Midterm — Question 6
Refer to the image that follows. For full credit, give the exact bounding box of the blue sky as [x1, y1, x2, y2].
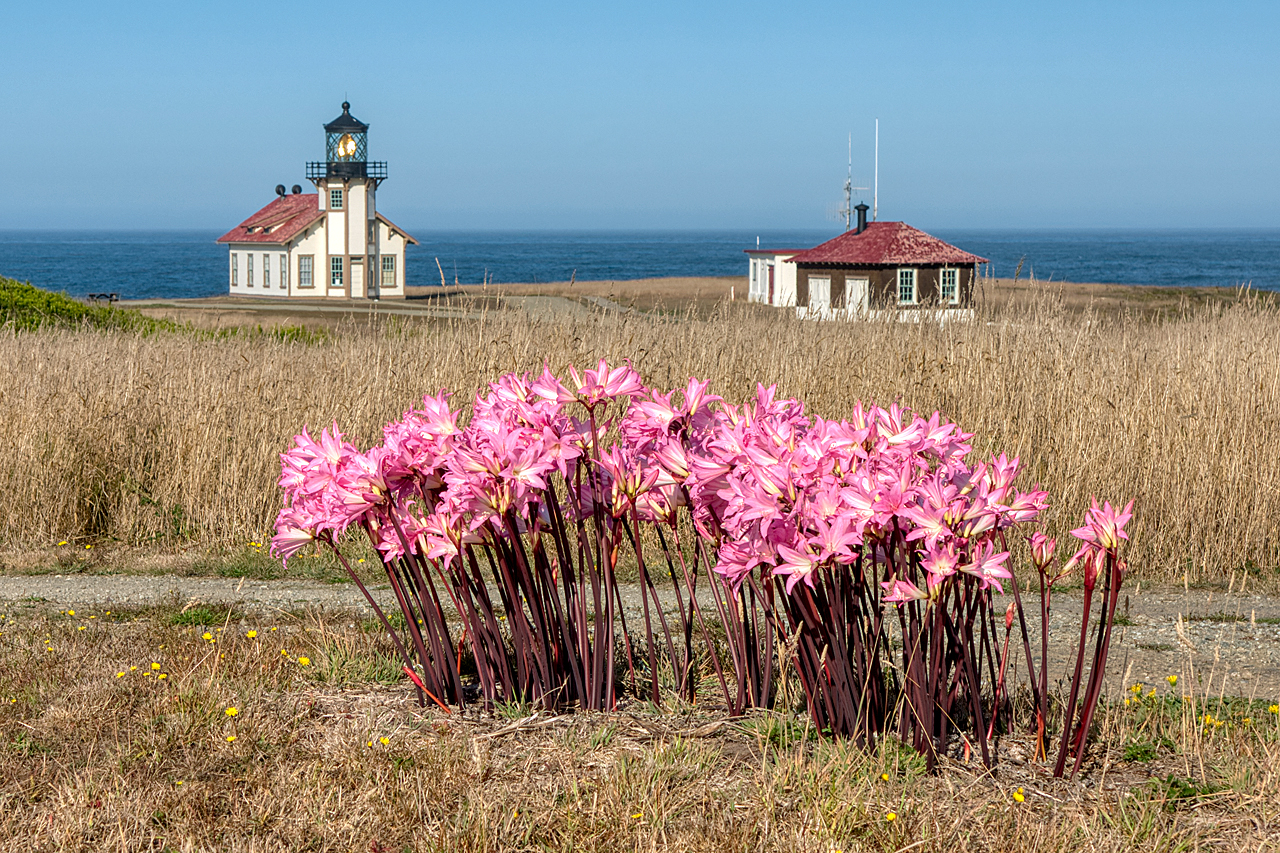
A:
[4, 1, 1279, 231]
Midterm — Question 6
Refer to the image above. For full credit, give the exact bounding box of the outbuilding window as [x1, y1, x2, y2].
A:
[280, 254, 288, 289]
[262, 254, 270, 288]
[897, 269, 916, 304]
[247, 253, 254, 287]
[299, 255, 313, 288]
[382, 255, 396, 287]
[331, 256, 344, 287]
[940, 268, 959, 304]
[230, 253, 238, 286]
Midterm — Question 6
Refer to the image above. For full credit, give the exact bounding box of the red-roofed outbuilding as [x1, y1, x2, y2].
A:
[746, 206, 987, 317]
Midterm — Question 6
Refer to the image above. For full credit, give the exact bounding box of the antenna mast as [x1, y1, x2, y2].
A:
[838, 132, 869, 231]
[873, 119, 879, 221]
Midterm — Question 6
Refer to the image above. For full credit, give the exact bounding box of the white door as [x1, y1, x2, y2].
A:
[809, 276, 831, 311]
[351, 262, 364, 299]
[847, 278, 869, 315]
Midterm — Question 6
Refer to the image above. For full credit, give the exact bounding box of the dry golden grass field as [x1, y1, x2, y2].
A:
[2, 276, 1277, 586]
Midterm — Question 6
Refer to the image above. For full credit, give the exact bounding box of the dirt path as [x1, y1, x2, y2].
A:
[121, 293, 629, 322]
[3, 573, 1277, 702]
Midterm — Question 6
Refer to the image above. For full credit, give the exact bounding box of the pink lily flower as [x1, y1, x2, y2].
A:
[957, 541, 1012, 593]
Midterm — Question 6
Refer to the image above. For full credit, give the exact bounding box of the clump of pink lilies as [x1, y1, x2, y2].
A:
[273, 360, 1131, 776]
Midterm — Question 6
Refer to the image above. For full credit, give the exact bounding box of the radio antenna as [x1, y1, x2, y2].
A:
[873, 119, 879, 221]
[838, 133, 869, 231]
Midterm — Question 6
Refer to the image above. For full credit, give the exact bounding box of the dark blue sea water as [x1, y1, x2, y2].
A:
[1, 228, 1277, 299]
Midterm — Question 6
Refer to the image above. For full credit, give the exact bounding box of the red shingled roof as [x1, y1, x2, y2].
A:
[216, 194, 324, 245]
[785, 222, 988, 266]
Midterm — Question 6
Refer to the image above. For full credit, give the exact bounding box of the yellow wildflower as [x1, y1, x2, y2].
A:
[157, 674, 167, 680]
[1013, 787, 1025, 803]
[151, 662, 161, 671]
[1166, 675, 1177, 687]
[225, 707, 239, 717]
[880, 773, 890, 781]
[226, 735, 236, 742]
[885, 812, 897, 822]
[379, 736, 389, 746]
[298, 656, 311, 667]
[246, 630, 257, 639]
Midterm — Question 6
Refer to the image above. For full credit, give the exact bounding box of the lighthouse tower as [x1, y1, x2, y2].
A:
[307, 102, 389, 298]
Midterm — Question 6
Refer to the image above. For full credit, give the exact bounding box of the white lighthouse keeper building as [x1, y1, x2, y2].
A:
[218, 102, 417, 299]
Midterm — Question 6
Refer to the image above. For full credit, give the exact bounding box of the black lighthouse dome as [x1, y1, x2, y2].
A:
[307, 102, 387, 184]
[324, 102, 368, 178]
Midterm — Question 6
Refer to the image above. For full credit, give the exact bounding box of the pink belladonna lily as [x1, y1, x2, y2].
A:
[567, 359, 646, 407]
[270, 508, 318, 566]
[1071, 498, 1135, 551]
[1030, 532, 1056, 569]
[772, 542, 822, 594]
[881, 576, 930, 604]
[958, 541, 1012, 592]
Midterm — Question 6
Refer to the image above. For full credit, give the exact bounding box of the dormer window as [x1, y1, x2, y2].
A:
[330, 189, 343, 210]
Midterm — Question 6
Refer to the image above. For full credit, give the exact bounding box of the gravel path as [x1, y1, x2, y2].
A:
[3, 574, 1278, 701]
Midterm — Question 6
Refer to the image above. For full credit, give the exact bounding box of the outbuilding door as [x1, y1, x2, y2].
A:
[767, 264, 775, 305]
[809, 276, 831, 311]
[847, 278, 869, 315]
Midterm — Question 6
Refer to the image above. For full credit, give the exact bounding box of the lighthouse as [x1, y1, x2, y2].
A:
[217, 102, 417, 299]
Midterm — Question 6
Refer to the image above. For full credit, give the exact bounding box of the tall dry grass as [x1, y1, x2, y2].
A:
[1, 292, 1277, 583]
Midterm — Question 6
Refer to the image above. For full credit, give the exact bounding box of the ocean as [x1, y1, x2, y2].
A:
[1, 228, 1277, 300]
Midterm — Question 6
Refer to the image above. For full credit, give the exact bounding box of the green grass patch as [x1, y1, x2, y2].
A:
[167, 604, 241, 627]
[0, 277, 181, 334]
[1188, 611, 1280, 625]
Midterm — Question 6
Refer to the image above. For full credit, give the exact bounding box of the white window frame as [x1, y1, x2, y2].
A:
[247, 253, 254, 287]
[329, 188, 343, 210]
[280, 254, 288, 289]
[262, 253, 270, 288]
[940, 267, 959, 304]
[331, 256, 344, 287]
[897, 268, 917, 305]
[381, 255, 396, 287]
[299, 255, 313, 288]
[230, 253, 238, 286]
